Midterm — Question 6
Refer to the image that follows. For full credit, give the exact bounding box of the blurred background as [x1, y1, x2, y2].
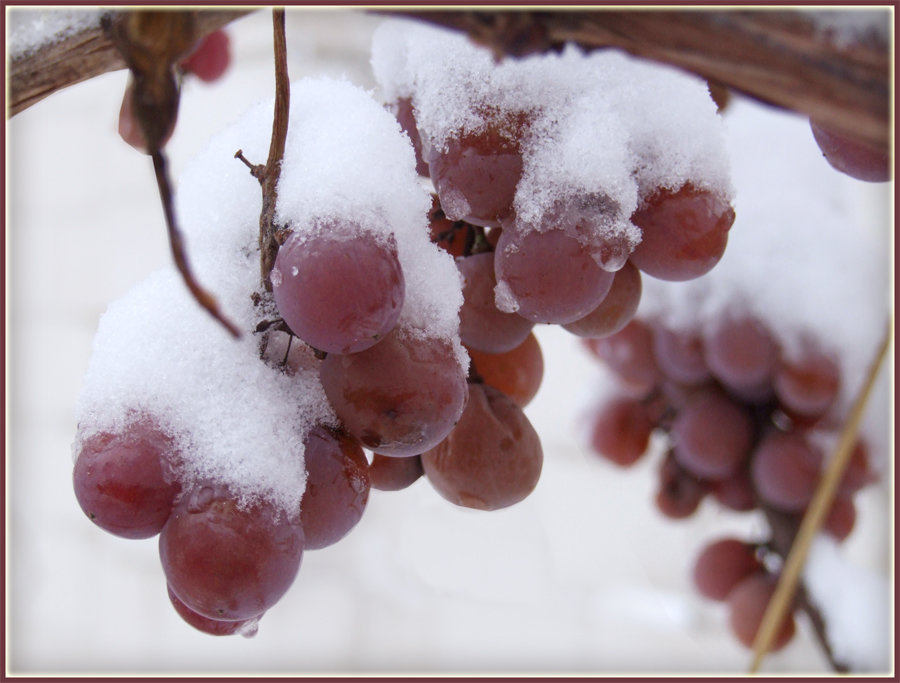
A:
[6, 8, 893, 676]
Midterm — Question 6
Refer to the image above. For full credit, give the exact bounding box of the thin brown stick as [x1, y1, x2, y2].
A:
[152, 151, 241, 338]
[258, 8, 291, 291]
[749, 320, 893, 673]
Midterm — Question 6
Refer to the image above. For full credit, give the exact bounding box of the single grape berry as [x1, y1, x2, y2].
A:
[465, 332, 544, 408]
[159, 484, 305, 622]
[422, 383, 543, 511]
[671, 389, 754, 480]
[629, 184, 735, 281]
[588, 396, 655, 467]
[655, 451, 708, 520]
[300, 426, 370, 550]
[751, 431, 823, 512]
[562, 260, 642, 338]
[583, 319, 661, 399]
[692, 538, 763, 602]
[773, 346, 840, 421]
[458, 251, 535, 353]
[425, 108, 530, 227]
[703, 316, 779, 399]
[72, 418, 181, 539]
[809, 119, 890, 183]
[727, 572, 796, 651]
[319, 327, 468, 456]
[651, 325, 711, 387]
[167, 584, 258, 637]
[272, 226, 404, 355]
[369, 453, 424, 492]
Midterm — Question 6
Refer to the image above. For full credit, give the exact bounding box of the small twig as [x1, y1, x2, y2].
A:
[749, 320, 893, 673]
[152, 152, 241, 338]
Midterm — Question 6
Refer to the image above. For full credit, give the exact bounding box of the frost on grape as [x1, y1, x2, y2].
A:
[74, 77, 467, 514]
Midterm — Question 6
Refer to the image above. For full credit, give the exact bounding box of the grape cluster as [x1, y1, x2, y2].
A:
[72, 21, 741, 639]
[583, 315, 878, 652]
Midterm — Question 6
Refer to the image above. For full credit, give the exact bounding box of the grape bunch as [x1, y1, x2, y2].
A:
[583, 313, 879, 652]
[71, 19, 741, 639]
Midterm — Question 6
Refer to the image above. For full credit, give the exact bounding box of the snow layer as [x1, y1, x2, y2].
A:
[7, 8, 103, 58]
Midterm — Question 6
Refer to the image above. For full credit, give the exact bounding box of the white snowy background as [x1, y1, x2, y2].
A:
[6, 8, 893, 676]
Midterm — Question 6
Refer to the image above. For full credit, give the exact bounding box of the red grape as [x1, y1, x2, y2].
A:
[773, 346, 840, 421]
[628, 184, 735, 281]
[159, 484, 305, 621]
[421, 383, 542, 510]
[751, 431, 823, 512]
[494, 222, 615, 324]
[272, 227, 404, 355]
[710, 468, 757, 513]
[652, 326, 711, 386]
[823, 494, 857, 541]
[299, 426, 370, 550]
[588, 396, 655, 467]
[562, 260, 642, 338]
[727, 572, 796, 652]
[465, 331, 544, 408]
[703, 316, 779, 398]
[457, 251, 535, 353]
[425, 108, 529, 227]
[369, 453, 424, 492]
[692, 537, 763, 602]
[809, 119, 890, 183]
[180, 29, 231, 83]
[583, 319, 661, 398]
[72, 418, 181, 539]
[319, 327, 468, 456]
[655, 451, 708, 519]
[671, 389, 753, 480]
[167, 584, 257, 637]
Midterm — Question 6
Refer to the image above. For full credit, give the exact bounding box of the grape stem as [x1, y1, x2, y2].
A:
[749, 320, 893, 674]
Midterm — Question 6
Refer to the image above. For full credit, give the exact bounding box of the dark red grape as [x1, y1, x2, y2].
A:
[583, 319, 661, 398]
[493, 222, 615, 324]
[655, 451, 708, 519]
[181, 29, 231, 83]
[809, 119, 890, 183]
[562, 260, 642, 338]
[727, 572, 796, 652]
[319, 328, 468, 456]
[272, 227, 404, 354]
[693, 537, 763, 602]
[773, 346, 840, 421]
[421, 384, 542, 511]
[671, 389, 754, 480]
[426, 109, 529, 227]
[823, 494, 857, 541]
[751, 431, 823, 512]
[159, 484, 304, 621]
[588, 396, 655, 467]
[465, 331, 544, 408]
[652, 326, 711, 386]
[73, 418, 181, 539]
[458, 251, 535, 353]
[703, 316, 779, 397]
[369, 453, 424, 491]
[629, 184, 735, 281]
[167, 584, 257, 637]
[711, 468, 757, 513]
[300, 426, 370, 550]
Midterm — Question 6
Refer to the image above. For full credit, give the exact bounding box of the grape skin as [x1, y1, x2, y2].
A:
[159, 484, 305, 622]
[562, 260, 642, 338]
[751, 431, 823, 512]
[583, 319, 661, 398]
[809, 119, 890, 183]
[369, 453, 424, 492]
[72, 419, 181, 540]
[465, 332, 544, 408]
[671, 389, 753, 480]
[629, 184, 735, 281]
[703, 316, 779, 397]
[727, 572, 796, 652]
[692, 538, 762, 602]
[589, 396, 655, 467]
[494, 224, 615, 324]
[299, 426, 370, 550]
[167, 584, 257, 637]
[773, 347, 840, 421]
[458, 251, 535, 353]
[272, 228, 404, 355]
[319, 328, 468, 457]
[421, 383, 542, 511]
